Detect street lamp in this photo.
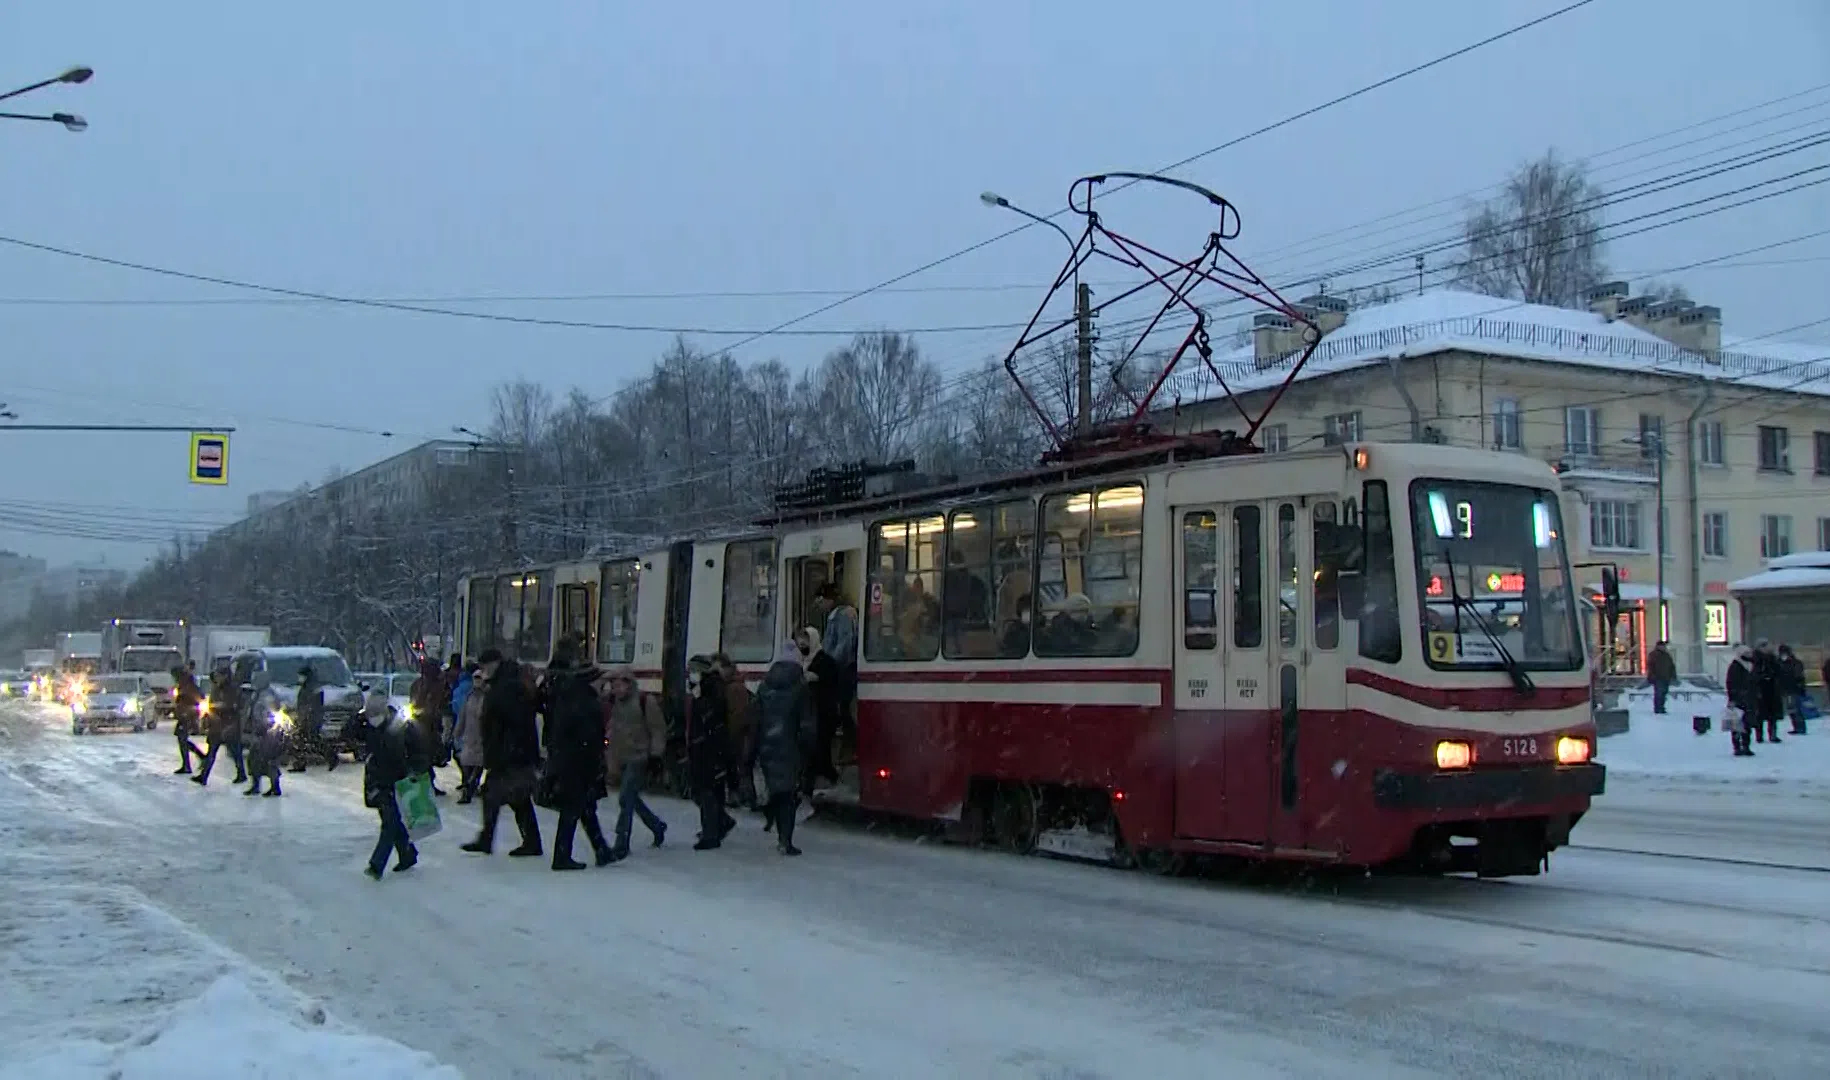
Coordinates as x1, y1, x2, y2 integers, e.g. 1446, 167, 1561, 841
0, 110, 86, 132
982, 189, 1097, 437
0, 66, 94, 105
980, 191, 1077, 252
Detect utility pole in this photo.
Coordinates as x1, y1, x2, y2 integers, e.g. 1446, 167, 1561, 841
1075, 281, 1095, 438
1653, 431, 1667, 647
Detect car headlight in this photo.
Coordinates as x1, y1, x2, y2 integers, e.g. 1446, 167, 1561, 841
72, 698, 86, 714
123, 697, 139, 713
404, 702, 417, 720
271, 708, 292, 732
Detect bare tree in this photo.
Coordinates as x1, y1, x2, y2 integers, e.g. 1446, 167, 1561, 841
1457, 151, 1609, 308
808, 331, 941, 463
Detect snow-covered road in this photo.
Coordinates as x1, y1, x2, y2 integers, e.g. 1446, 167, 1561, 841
3, 702, 1827, 1079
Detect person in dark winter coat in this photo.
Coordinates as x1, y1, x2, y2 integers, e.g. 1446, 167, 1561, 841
1752, 640, 1785, 744
1647, 641, 1677, 715
716, 655, 757, 809
1777, 644, 1808, 735
171, 666, 206, 775
192, 664, 246, 786
409, 657, 449, 797
362, 710, 427, 879
542, 657, 613, 870
748, 641, 815, 856
461, 650, 543, 857
686, 657, 734, 850
245, 697, 289, 796
1726, 646, 1756, 756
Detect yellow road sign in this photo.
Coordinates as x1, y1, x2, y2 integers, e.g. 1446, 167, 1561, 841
190, 432, 229, 485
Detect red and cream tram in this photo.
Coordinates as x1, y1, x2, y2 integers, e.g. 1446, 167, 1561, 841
455, 437, 1603, 879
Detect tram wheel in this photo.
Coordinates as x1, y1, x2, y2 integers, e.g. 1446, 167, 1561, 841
990, 783, 1039, 855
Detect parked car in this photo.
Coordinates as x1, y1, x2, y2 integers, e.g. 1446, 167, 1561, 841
0, 671, 26, 698
72, 674, 154, 735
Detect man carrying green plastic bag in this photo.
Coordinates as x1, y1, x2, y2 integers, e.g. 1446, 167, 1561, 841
364, 705, 437, 880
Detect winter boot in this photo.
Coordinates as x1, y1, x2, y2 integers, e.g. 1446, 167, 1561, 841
363, 865, 384, 881
552, 856, 587, 871
190, 774, 207, 786
262, 784, 281, 797
650, 822, 666, 848
243, 783, 262, 796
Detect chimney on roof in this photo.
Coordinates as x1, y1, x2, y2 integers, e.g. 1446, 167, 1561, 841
1671, 304, 1723, 356
1297, 292, 1350, 337
1646, 300, 1695, 350
1252, 312, 1297, 369
1586, 281, 1629, 321
1618, 295, 1654, 332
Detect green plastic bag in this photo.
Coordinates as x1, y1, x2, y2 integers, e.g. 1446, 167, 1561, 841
394, 773, 443, 840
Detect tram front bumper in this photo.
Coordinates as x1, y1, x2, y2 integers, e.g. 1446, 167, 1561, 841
1372, 763, 1606, 812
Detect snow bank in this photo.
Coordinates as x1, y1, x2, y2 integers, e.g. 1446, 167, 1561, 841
0, 975, 460, 1080
0, 884, 459, 1080
1597, 687, 1830, 790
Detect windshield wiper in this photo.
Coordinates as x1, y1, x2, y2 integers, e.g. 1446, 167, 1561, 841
1440, 547, 1536, 697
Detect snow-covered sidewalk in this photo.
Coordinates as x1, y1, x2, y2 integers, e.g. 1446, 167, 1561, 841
0, 881, 459, 1080
1597, 686, 1830, 791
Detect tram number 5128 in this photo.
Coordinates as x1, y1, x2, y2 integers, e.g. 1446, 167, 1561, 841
1501, 736, 1540, 758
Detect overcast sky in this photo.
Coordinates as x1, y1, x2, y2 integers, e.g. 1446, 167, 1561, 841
2, 0, 1826, 568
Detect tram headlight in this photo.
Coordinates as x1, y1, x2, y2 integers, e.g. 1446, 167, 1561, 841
1434, 740, 1473, 770
1555, 736, 1592, 765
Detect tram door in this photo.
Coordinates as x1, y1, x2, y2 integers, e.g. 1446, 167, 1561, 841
1172, 502, 1283, 844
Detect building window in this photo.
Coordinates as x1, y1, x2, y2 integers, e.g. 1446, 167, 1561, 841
1260, 423, 1289, 453
1816, 431, 1830, 476
1565, 406, 1601, 457
1492, 398, 1522, 450
1702, 512, 1727, 559
1703, 601, 1730, 646
1758, 426, 1790, 473
1698, 420, 1725, 466
1760, 515, 1792, 559
1321, 411, 1361, 446
1637, 413, 1664, 458
1589, 500, 1643, 551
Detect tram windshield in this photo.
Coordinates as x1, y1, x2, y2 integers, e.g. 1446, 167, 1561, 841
1409, 480, 1582, 673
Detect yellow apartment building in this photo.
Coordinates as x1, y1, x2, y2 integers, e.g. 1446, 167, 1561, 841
1165, 283, 1830, 676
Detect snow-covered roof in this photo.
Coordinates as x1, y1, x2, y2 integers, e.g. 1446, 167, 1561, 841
258, 646, 348, 660
1730, 552, 1830, 594
1165, 288, 1830, 405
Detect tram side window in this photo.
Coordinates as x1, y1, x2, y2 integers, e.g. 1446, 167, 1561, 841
1359, 481, 1403, 662
720, 539, 778, 664
1035, 484, 1143, 658
1277, 503, 1299, 647
1312, 501, 1342, 650
943, 500, 1034, 659
1182, 511, 1219, 651
493, 575, 524, 660
1234, 506, 1263, 648
867, 517, 943, 661
467, 579, 496, 657
519, 571, 554, 662
597, 559, 639, 665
